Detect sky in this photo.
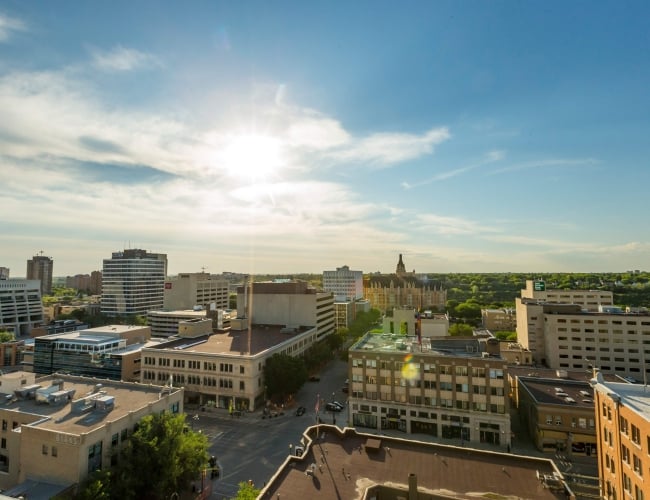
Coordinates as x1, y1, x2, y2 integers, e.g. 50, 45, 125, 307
1, 1, 649, 277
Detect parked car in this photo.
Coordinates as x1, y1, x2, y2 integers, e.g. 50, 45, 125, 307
341, 386, 349, 393
332, 401, 345, 409
308, 375, 321, 382
295, 406, 306, 416
325, 402, 342, 412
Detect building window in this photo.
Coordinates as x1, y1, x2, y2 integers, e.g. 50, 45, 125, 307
239, 381, 245, 391
42, 444, 48, 455
1, 420, 5, 431
0, 438, 5, 449
51, 446, 58, 458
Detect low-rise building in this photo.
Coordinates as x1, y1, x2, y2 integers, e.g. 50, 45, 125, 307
148, 309, 210, 337
516, 376, 597, 456
383, 307, 449, 338
592, 372, 650, 500
141, 322, 320, 411
0, 371, 183, 493
348, 333, 510, 448
33, 325, 152, 382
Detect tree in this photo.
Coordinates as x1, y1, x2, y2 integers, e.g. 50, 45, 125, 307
105, 412, 208, 500
233, 481, 261, 500
264, 353, 308, 401
0, 331, 15, 343
449, 323, 474, 336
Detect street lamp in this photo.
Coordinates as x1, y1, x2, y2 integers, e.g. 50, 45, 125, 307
192, 413, 199, 430
289, 444, 293, 456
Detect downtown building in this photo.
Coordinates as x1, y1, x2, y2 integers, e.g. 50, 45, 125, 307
516, 280, 649, 380
0, 371, 182, 495
324, 266, 365, 329
26, 253, 53, 296
592, 372, 649, 500
236, 280, 335, 341
0, 279, 44, 336
347, 333, 511, 449
100, 249, 167, 316
363, 254, 446, 313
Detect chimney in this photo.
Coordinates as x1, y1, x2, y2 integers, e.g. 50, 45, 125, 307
408, 473, 417, 500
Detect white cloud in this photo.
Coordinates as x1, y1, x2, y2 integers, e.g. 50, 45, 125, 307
327, 127, 450, 166
0, 12, 25, 42
89, 45, 161, 72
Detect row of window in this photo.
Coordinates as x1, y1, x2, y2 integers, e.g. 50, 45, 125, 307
143, 358, 245, 374
353, 392, 506, 413
142, 371, 246, 390
352, 359, 503, 378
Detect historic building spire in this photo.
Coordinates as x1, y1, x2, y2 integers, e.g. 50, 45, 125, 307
396, 253, 406, 275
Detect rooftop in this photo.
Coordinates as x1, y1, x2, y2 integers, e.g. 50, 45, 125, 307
518, 377, 596, 409
351, 333, 496, 359
262, 425, 570, 499
0, 372, 181, 435
146, 324, 314, 357
592, 372, 650, 418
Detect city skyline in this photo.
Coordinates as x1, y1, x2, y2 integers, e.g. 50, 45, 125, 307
2, 2, 649, 276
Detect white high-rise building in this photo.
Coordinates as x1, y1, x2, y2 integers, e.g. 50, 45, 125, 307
100, 249, 167, 316
323, 265, 363, 301
0, 279, 44, 335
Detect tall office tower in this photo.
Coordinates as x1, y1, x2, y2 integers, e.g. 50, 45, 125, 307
89, 270, 102, 295
0, 279, 44, 335
322, 265, 364, 301
0, 268, 9, 280
163, 272, 229, 311
100, 249, 167, 316
26, 253, 53, 295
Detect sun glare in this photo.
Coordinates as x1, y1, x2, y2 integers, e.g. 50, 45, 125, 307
221, 134, 284, 181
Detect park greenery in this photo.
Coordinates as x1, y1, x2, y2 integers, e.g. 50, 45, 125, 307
234, 481, 261, 499
70, 412, 208, 500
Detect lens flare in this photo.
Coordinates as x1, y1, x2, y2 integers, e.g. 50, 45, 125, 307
401, 354, 419, 381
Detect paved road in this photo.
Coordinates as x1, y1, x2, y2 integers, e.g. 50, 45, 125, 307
191, 358, 349, 499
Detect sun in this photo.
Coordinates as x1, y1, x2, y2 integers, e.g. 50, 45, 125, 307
221, 134, 284, 182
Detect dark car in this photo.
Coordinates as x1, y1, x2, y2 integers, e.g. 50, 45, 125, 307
341, 386, 349, 393
325, 402, 342, 412
308, 375, 320, 382
295, 406, 306, 416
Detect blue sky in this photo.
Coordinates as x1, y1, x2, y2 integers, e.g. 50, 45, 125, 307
1, 1, 649, 276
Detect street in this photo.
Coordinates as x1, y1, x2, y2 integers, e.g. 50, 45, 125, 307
191, 358, 349, 499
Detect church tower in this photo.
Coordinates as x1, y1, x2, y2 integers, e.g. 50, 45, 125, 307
396, 253, 406, 275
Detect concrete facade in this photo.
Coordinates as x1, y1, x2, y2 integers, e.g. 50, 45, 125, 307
141, 324, 320, 411
163, 272, 229, 311
236, 280, 335, 341
100, 249, 167, 316
0, 279, 44, 336
26, 254, 53, 296
348, 333, 511, 448
322, 265, 363, 301
0, 371, 183, 493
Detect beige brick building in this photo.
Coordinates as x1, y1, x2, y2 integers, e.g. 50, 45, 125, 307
0, 371, 183, 493
141, 323, 320, 411
348, 333, 511, 448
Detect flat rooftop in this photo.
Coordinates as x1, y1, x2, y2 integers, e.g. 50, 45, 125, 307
351, 333, 494, 359
262, 425, 570, 499
147, 324, 314, 356
518, 377, 596, 409
0, 373, 180, 434
594, 379, 650, 418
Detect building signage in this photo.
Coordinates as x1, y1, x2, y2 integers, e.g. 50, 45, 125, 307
533, 281, 546, 292
56, 434, 79, 445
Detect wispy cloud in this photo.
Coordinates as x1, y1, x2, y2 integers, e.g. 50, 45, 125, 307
402, 149, 505, 189
488, 157, 598, 175
89, 45, 161, 72
328, 127, 450, 166
0, 12, 26, 42
414, 213, 495, 235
